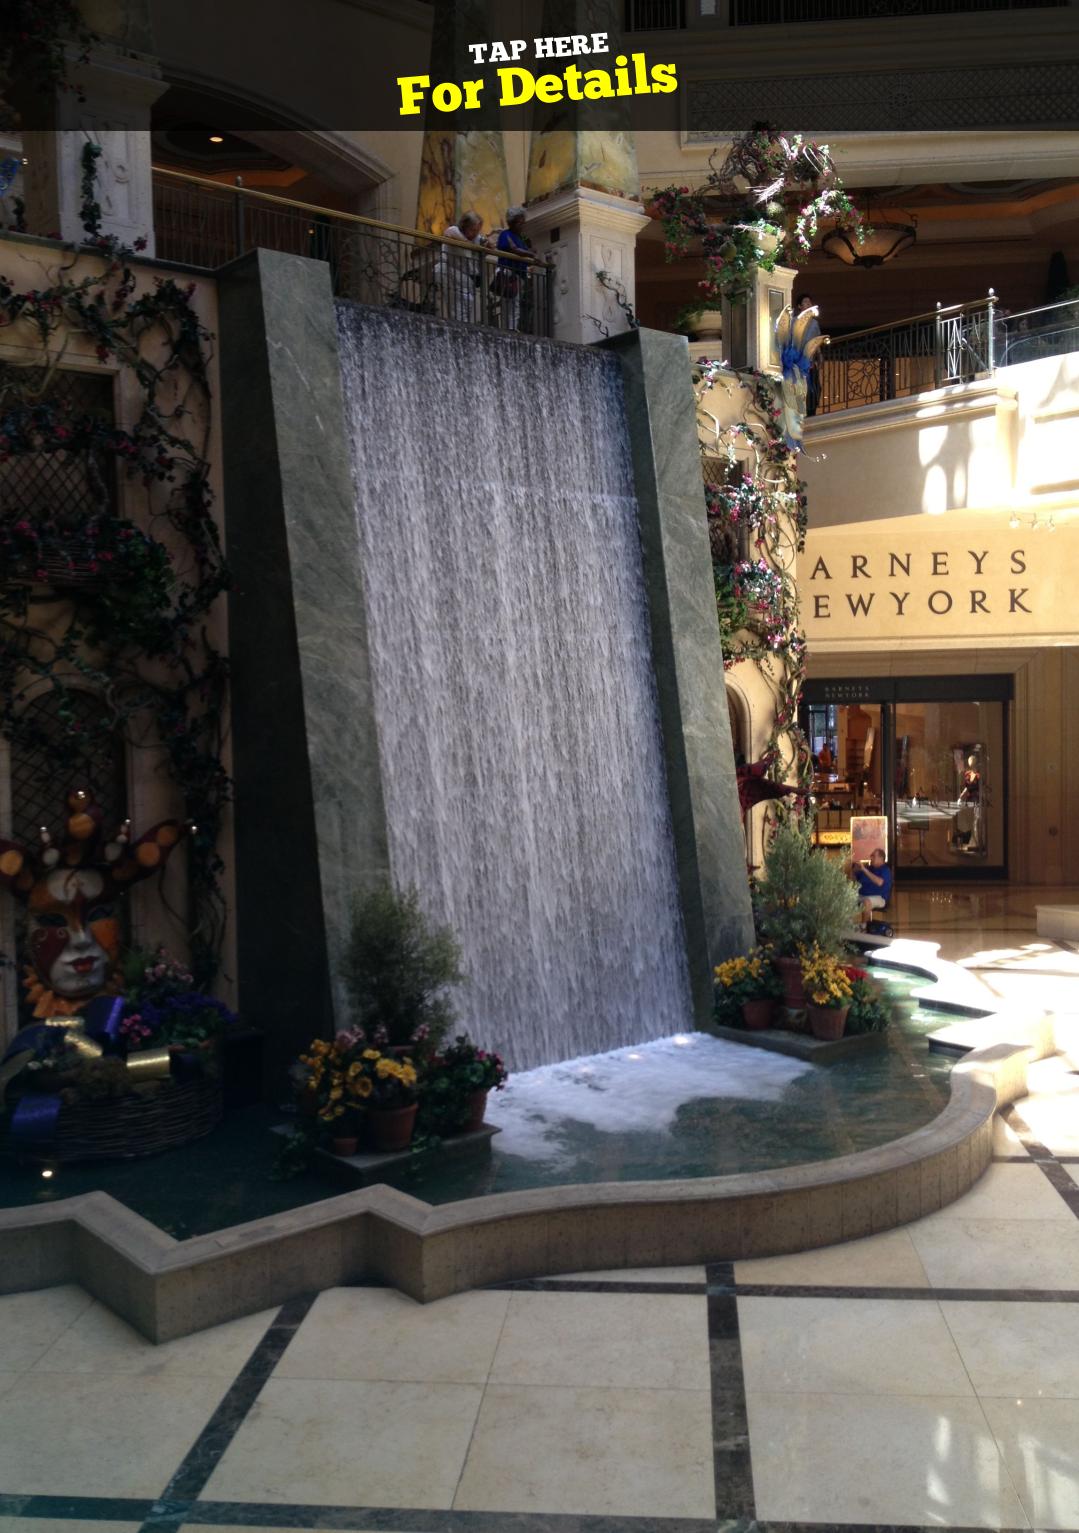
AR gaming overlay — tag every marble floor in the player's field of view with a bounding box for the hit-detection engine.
[4,889,1079,1533]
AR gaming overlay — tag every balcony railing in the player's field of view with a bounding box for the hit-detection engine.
[151,167,553,339]
[998,297,1079,365]
[729,0,1062,21]
[624,0,686,26]
[816,297,997,415]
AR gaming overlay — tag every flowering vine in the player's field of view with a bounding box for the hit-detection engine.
[0,145,231,983]
[695,357,812,788]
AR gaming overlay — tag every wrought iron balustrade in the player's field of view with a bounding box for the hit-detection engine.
[624,0,687,27]
[151,167,553,339]
[816,298,996,415]
[730,0,1062,22]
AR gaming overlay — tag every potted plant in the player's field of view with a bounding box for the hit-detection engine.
[353,1048,420,1152]
[420,1033,508,1136]
[753,820,861,1004]
[674,298,723,341]
[800,946,853,1040]
[844,965,893,1036]
[342,883,465,1055]
[713,951,780,1030]
[295,1034,372,1153]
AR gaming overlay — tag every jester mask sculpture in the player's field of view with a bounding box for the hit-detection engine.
[774,303,829,453]
[0,790,187,1018]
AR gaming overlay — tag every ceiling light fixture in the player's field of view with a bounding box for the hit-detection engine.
[209,134,224,144]
[822,207,917,269]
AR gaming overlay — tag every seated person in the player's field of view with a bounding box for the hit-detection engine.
[852,847,893,925]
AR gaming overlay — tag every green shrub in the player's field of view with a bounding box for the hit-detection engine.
[753,820,861,957]
[342,883,465,1050]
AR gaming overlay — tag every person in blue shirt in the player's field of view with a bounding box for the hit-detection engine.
[493,207,537,332]
[853,847,893,925]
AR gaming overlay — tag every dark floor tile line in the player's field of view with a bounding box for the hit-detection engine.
[140,1291,319,1526]
[1001,1103,1079,1221]
[184,1503,721,1531]
[490,1278,709,1295]
[0,1493,157,1519]
[726,1280,1079,1302]
[705,1261,756,1523]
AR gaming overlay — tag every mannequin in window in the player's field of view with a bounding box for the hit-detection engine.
[958,753,982,853]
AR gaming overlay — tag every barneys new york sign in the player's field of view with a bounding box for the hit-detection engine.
[801,526,1072,641]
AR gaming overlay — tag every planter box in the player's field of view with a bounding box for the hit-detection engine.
[271,1121,500,1189]
[712,1023,888,1063]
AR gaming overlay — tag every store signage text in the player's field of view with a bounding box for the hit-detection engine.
[808,549,1031,620]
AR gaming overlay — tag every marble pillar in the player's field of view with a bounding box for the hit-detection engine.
[524,183,649,345]
[604,326,756,1024]
[218,250,390,1084]
[21,47,166,252]
[722,260,797,375]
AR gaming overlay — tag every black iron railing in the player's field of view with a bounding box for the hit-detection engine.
[151,167,554,339]
[817,297,997,414]
[625,0,687,26]
[730,0,1062,21]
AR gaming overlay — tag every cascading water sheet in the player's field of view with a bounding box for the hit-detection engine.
[336,304,693,1070]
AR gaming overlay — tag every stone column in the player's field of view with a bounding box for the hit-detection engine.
[524,184,649,345]
[722,259,797,374]
[21,46,166,252]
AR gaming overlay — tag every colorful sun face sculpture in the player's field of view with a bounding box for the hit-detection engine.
[0,790,187,1017]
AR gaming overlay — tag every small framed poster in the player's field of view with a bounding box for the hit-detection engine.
[850,815,888,865]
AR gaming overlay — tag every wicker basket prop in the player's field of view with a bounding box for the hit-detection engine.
[50,1074,223,1163]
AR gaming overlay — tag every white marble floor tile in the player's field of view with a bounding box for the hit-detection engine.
[740,1296,973,1397]
[0,1370,230,1496]
[735,1226,930,1288]
[908,1215,1079,1290]
[983,1395,1079,1529]
[488,1290,709,1390]
[993,1113,1030,1156]
[276,1286,509,1385]
[203,1377,482,1508]
[31,1298,275,1377]
[748,1390,1029,1528]
[930,1162,1074,1221]
[548,1265,706,1283]
[1015,1083,1079,1155]
[944,1299,1079,1400]
[1066,1163,1079,1189]
[454,1382,714,1518]
[0,1283,94,1372]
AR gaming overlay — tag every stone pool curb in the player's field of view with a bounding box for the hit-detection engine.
[0,1029,1035,1341]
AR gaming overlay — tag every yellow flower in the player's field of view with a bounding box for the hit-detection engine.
[354,1075,373,1098]
[362,1049,381,1061]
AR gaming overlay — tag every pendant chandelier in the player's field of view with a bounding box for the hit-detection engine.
[822,210,917,268]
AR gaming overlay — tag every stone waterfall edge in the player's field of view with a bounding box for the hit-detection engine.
[0,1028,1035,1342]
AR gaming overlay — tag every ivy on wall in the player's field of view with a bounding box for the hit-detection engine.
[696,359,811,788]
[0,144,231,982]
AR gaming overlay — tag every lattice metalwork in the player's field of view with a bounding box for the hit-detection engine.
[0,365,116,532]
[9,689,127,849]
[625,0,686,28]
[817,300,994,414]
[730,0,1062,21]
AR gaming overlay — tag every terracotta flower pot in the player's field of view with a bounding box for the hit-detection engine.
[774,955,806,1007]
[741,998,774,1031]
[367,1101,418,1153]
[332,1136,359,1156]
[463,1088,489,1133]
[807,1004,849,1042]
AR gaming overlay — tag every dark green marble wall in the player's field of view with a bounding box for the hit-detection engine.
[218,250,390,1085]
[605,327,756,1025]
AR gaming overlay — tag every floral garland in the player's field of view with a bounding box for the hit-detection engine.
[0,0,96,133]
[0,144,231,982]
[651,125,867,308]
[695,357,812,787]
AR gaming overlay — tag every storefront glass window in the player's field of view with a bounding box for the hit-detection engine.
[894,700,1004,869]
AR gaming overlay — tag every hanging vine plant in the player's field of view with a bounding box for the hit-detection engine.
[695,356,812,787]
[0,144,231,983]
[0,0,96,132]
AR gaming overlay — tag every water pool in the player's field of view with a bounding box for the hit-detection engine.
[0,971,960,1236]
